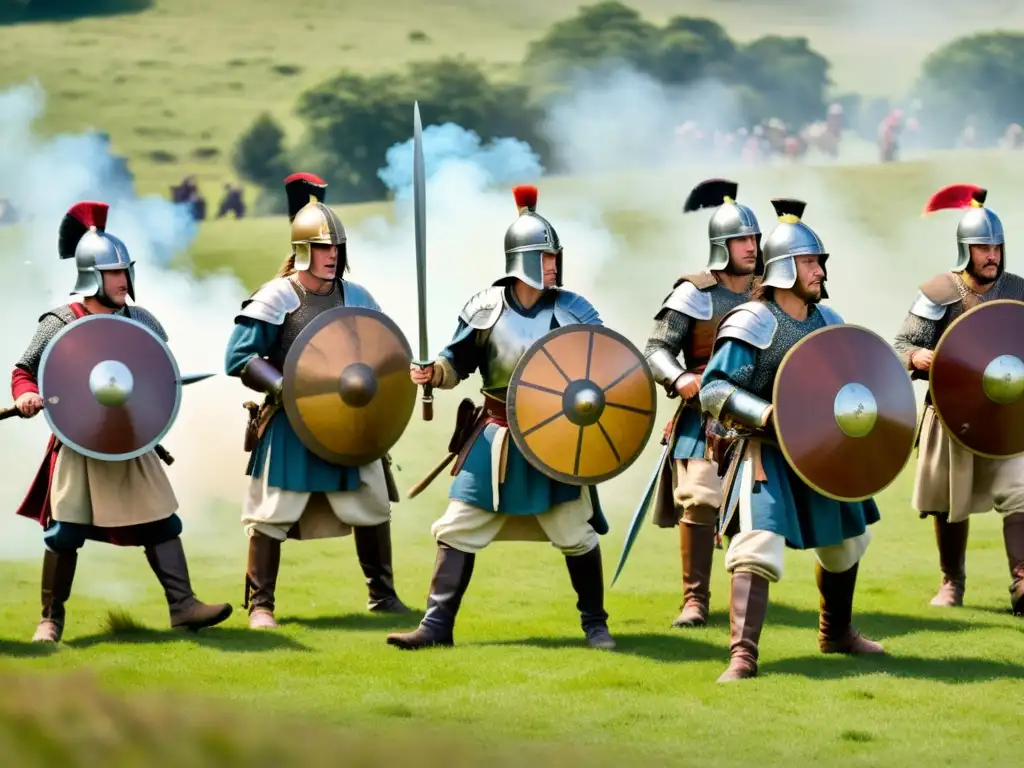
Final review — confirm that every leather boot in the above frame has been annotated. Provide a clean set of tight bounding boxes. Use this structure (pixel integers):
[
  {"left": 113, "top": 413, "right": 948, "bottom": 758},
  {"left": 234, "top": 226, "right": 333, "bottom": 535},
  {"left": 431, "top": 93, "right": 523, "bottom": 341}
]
[
  {"left": 565, "top": 545, "right": 616, "bottom": 650},
  {"left": 386, "top": 543, "right": 474, "bottom": 650},
  {"left": 717, "top": 571, "right": 769, "bottom": 682},
  {"left": 816, "top": 562, "right": 885, "bottom": 654},
  {"left": 1002, "top": 513, "right": 1024, "bottom": 616},
  {"left": 672, "top": 521, "right": 715, "bottom": 628},
  {"left": 32, "top": 549, "right": 77, "bottom": 643},
  {"left": 245, "top": 533, "right": 281, "bottom": 629},
  {"left": 929, "top": 513, "right": 968, "bottom": 607},
  {"left": 353, "top": 522, "right": 411, "bottom": 614},
  {"left": 145, "top": 538, "right": 233, "bottom": 632}
]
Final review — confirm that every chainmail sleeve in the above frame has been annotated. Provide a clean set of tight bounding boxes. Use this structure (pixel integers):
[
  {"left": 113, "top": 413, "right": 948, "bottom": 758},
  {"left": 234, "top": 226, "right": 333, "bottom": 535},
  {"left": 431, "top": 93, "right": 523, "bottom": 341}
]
[
  {"left": 643, "top": 309, "right": 690, "bottom": 361},
  {"left": 15, "top": 315, "right": 67, "bottom": 380},
  {"left": 893, "top": 312, "right": 941, "bottom": 369}
]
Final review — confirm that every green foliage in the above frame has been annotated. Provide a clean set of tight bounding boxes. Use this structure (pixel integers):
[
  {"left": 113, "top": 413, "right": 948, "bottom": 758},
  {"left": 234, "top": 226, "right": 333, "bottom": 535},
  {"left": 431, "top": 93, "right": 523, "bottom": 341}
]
[
  {"left": 0, "top": 0, "right": 151, "bottom": 24},
  {"left": 231, "top": 112, "right": 290, "bottom": 191},
  {"left": 737, "top": 36, "right": 831, "bottom": 126},
  {"left": 916, "top": 32, "right": 1024, "bottom": 144}
]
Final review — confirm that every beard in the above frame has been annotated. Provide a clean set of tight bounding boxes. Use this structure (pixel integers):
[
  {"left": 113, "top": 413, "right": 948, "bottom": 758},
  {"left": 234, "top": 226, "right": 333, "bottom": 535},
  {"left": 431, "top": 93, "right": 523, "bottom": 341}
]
[
  {"left": 792, "top": 280, "right": 823, "bottom": 304},
  {"left": 724, "top": 258, "right": 757, "bottom": 276},
  {"left": 967, "top": 262, "right": 1000, "bottom": 285}
]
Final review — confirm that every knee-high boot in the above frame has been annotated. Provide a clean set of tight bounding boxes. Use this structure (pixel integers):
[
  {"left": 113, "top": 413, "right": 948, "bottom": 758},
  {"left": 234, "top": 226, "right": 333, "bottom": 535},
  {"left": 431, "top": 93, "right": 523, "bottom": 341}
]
[
  {"left": 672, "top": 519, "right": 716, "bottom": 628},
  {"left": 353, "top": 521, "right": 410, "bottom": 614},
  {"left": 565, "top": 545, "right": 615, "bottom": 649},
  {"left": 1002, "top": 513, "right": 1024, "bottom": 616},
  {"left": 816, "top": 562, "right": 885, "bottom": 654},
  {"left": 32, "top": 549, "right": 78, "bottom": 643},
  {"left": 929, "top": 513, "right": 968, "bottom": 607},
  {"left": 144, "top": 538, "right": 233, "bottom": 631},
  {"left": 386, "top": 543, "right": 474, "bottom": 650},
  {"left": 717, "top": 571, "right": 769, "bottom": 682},
  {"left": 244, "top": 533, "right": 282, "bottom": 629}
]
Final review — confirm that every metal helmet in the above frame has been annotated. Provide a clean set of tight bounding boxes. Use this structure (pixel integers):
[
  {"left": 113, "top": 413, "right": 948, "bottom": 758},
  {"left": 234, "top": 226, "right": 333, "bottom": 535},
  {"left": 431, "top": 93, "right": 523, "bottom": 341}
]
[
  {"left": 761, "top": 198, "right": 830, "bottom": 298},
  {"left": 923, "top": 184, "right": 1005, "bottom": 274},
  {"left": 498, "top": 185, "right": 562, "bottom": 291},
  {"left": 58, "top": 201, "right": 135, "bottom": 303},
  {"left": 682, "top": 178, "right": 762, "bottom": 272},
  {"left": 284, "top": 172, "right": 347, "bottom": 273}
]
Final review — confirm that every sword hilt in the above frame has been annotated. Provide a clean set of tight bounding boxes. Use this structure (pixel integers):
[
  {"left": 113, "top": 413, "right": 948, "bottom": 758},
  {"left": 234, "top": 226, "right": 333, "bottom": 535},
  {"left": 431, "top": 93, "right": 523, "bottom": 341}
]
[
  {"left": 421, "top": 384, "right": 433, "bottom": 421},
  {"left": 0, "top": 405, "right": 24, "bottom": 421}
]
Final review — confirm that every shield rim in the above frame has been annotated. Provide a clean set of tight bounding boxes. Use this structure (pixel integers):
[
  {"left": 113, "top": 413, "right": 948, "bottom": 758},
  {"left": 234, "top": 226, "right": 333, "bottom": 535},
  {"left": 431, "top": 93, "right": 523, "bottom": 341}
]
[
  {"left": 772, "top": 323, "right": 917, "bottom": 502},
  {"left": 38, "top": 313, "right": 182, "bottom": 461},
  {"left": 281, "top": 305, "right": 416, "bottom": 466},
  {"left": 507, "top": 324, "right": 657, "bottom": 486},
  {"left": 929, "top": 298, "right": 1024, "bottom": 459}
]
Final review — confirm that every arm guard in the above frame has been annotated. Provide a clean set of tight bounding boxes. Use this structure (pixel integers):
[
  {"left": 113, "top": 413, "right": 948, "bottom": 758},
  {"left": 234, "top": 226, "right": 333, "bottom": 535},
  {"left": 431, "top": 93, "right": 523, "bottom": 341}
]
[
  {"left": 241, "top": 357, "right": 283, "bottom": 398},
  {"left": 701, "top": 380, "right": 772, "bottom": 430},
  {"left": 643, "top": 307, "right": 691, "bottom": 394}
]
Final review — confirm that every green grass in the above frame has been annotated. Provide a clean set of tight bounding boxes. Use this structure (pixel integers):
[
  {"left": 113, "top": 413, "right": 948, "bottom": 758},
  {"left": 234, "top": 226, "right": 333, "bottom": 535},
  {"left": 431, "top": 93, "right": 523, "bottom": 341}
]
[
  {"left": 3, "top": 0, "right": 1024, "bottom": 195},
  {"left": 2, "top": 150, "right": 1024, "bottom": 764}
]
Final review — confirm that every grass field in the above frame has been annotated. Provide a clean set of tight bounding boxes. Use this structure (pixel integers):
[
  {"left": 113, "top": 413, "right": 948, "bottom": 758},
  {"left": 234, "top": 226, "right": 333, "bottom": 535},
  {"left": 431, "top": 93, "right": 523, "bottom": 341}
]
[
  {"left": 3, "top": 0, "right": 1024, "bottom": 196},
  {"left": 2, "top": 148, "right": 1024, "bottom": 765}
]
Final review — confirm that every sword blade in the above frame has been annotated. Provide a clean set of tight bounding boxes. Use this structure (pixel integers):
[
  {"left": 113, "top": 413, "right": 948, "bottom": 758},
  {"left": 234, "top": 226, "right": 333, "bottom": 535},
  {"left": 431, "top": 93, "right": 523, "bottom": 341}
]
[
  {"left": 413, "top": 101, "right": 433, "bottom": 420},
  {"left": 610, "top": 440, "right": 671, "bottom": 587}
]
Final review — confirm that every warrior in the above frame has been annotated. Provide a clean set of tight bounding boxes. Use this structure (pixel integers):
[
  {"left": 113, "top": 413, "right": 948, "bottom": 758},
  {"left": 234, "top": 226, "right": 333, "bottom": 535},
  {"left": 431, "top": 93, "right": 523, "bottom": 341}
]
[
  {"left": 893, "top": 184, "right": 1024, "bottom": 616},
  {"left": 224, "top": 173, "right": 409, "bottom": 629},
  {"left": 699, "top": 199, "right": 885, "bottom": 682},
  {"left": 11, "top": 201, "right": 232, "bottom": 642},
  {"left": 386, "top": 185, "right": 615, "bottom": 651},
  {"left": 642, "top": 179, "right": 761, "bottom": 628}
]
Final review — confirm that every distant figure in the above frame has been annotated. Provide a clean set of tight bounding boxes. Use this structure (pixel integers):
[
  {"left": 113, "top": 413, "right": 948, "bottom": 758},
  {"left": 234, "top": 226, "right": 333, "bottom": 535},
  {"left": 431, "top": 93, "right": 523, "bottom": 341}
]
[
  {"left": 878, "top": 110, "right": 903, "bottom": 162},
  {"left": 1001, "top": 123, "right": 1024, "bottom": 150},
  {"left": 217, "top": 184, "right": 246, "bottom": 219},
  {"left": 169, "top": 175, "right": 207, "bottom": 222}
]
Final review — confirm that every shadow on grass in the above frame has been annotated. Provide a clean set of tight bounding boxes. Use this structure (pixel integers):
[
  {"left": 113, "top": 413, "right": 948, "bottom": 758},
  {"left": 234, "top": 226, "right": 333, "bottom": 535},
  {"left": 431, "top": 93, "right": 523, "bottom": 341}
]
[
  {"left": 762, "top": 602, "right": 1004, "bottom": 638},
  {"left": 761, "top": 652, "right": 1024, "bottom": 682},
  {"left": 478, "top": 632, "right": 723, "bottom": 662},
  {"left": 66, "top": 626, "right": 309, "bottom": 652},
  {"left": 0, "top": 639, "right": 60, "bottom": 659},
  {"left": 279, "top": 611, "right": 426, "bottom": 632}
]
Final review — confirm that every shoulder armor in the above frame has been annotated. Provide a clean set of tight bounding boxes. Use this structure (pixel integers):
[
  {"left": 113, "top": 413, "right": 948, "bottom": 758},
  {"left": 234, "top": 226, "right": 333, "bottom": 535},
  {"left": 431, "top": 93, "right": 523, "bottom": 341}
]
[
  {"left": 816, "top": 304, "right": 844, "bottom": 326},
  {"left": 38, "top": 304, "right": 77, "bottom": 325},
  {"left": 908, "top": 291, "right": 950, "bottom": 321},
  {"left": 126, "top": 305, "right": 169, "bottom": 342},
  {"left": 673, "top": 271, "right": 718, "bottom": 290},
  {"left": 918, "top": 272, "right": 961, "bottom": 307},
  {"left": 237, "top": 277, "right": 300, "bottom": 325},
  {"left": 715, "top": 302, "right": 777, "bottom": 350},
  {"left": 553, "top": 289, "right": 601, "bottom": 326},
  {"left": 459, "top": 286, "right": 505, "bottom": 330},
  {"left": 342, "top": 279, "right": 380, "bottom": 311},
  {"left": 661, "top": 280, "right": 713, "bottom": 321}
]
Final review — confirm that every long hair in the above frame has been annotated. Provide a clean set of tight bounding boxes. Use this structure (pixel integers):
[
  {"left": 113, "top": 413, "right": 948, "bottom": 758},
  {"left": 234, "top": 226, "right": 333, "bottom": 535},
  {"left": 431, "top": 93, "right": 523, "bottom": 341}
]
[
  {"left": 275, "top": 247, "right": 350, "bottom": 279},
  {"left": 750, "top": 278, "right": 774, "bottom": 303}
]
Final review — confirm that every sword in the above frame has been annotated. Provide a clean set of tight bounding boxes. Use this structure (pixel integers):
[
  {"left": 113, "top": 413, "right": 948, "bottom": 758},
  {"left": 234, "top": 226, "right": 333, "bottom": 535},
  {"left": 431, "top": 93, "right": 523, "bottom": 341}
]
[
  {"left": 412, "top": 101, "right": 432, "bottom": 421},
  {"left": 610, "top": 440, "right": 671, "bottom": 587}
]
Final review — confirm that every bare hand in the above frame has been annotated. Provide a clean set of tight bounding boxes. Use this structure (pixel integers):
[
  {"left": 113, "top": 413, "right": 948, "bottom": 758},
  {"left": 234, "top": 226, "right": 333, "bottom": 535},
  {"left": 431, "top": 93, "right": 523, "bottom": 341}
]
[
  {"left": 15, "top": 392, "right": 43, "bottom": 417},
  {"left": 911, "top": 349, "right": 934, "bottom": 371},
  {"left": 674, "top": 372, "right": 701, "bottom": 400},
  {"left": 410, "top": 363, "right": 435, "bottom": 386}
]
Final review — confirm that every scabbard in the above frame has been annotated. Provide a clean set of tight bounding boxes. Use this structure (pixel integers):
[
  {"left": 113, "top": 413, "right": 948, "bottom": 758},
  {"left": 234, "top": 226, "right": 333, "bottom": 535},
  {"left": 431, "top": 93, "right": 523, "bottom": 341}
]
[{"left": 407, "top": 453, "right": 457, "bottom": 499}]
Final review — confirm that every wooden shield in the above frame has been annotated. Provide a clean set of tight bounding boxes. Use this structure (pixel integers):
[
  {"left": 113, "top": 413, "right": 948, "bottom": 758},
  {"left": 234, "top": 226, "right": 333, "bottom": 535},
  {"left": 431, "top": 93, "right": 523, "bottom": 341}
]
[
  {"left": 772, "top": 324, "right": 917, "bottom": 501},
  {"left": 282, "top": 306, "right": 416, "bottom": 466},
  {"left": 39, "top": 314, "right": 181, "bottom": 461},
  {"left": 507, "top": 325, "right": 657, "bottom": 486},
  {"left": 930, "top": 299, "right": 1024, "bottom": 458}
]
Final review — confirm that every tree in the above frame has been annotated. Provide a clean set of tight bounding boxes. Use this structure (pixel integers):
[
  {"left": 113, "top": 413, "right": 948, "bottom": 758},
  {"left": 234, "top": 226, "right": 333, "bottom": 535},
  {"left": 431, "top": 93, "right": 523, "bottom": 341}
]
[
  {"left": 231, "top": 112, "right": 289, "bottom": 189},
  {"left": 655, "top": 16, "right": 736, "bottom": 84},
  {"left": 915, "top": 32, "right": 1024, "bottom": 145},
  {"left": 736, "top": 36, "right": 830, "bottom": 126},
  {"left": 0, "top": 0, "right": 151, "bottom": 24}
]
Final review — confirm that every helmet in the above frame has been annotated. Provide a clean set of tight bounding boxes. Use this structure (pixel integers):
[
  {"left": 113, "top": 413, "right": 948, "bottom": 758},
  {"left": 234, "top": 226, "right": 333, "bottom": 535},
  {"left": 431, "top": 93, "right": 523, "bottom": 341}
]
[
  {"left": 682, "top": 178, "right": 762, "bottom": 272},
  {"left": 923, "top": 184, "right": 1004, "bottom": 274},
  {"left": 498, "top": 185, "right": 562, "bottom": 291},
  {"left": 760, "top": 198, "right": 830, "bottom": 298},
  {"left": 58, "top": 201, "right": 135, "bottom": 303},
  {"left": 284, "top": 172, "right": 347, "bottom": 273}
]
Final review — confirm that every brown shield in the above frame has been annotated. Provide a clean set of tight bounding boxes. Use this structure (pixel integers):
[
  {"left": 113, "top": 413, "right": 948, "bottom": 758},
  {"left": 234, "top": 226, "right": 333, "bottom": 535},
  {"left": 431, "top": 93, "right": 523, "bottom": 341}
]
[
  {"left": 507, "top": 325, "right": 657, "bottom": 486},
  {"left": 930, "top": 299, "right": 1024, "bottom": 458},
  {"left": 772, "top": 324, "right": 917, "bottom": 501},
  {"left": 282, "top": 306, "right": 416, "bottom": 466},
  {"left": 39, "top": 314, "right": 181, "bottom": 460}
]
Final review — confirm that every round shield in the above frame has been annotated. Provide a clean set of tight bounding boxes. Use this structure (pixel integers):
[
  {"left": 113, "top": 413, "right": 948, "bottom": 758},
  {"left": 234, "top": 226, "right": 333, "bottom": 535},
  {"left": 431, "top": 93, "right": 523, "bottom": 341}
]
[
  {"left": 507, "top": 325, "right": 657, "bottom": 486},
  {"left": 39, "top": 314, "right": 182, "bottom": 461},
  {"left": 930, "top": 299, "right": 1024, "bottom": 458},
  {"left": 281, "top": 306, "right": 416, "bottom": 466},
  {"left": 772, "top": 324, "right": 917, "bottom": 501}
]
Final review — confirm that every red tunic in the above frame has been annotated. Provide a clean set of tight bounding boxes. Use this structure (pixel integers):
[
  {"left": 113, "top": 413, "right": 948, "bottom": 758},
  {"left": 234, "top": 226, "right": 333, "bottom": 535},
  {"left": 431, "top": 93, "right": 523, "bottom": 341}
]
[{"left": 13, "top": 302, "right": 88, "bottom": 527}]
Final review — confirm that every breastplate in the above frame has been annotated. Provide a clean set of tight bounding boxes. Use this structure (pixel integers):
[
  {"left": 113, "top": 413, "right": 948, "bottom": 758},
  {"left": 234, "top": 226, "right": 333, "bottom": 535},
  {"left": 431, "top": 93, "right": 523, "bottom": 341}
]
[
  {"left": 684, "top": 283, "right": 750, "bottom": 370},
  {"left": 478, "top": 301, "right": 556, "bottom": 396},
  {"left": 749, "top": 303, "right": 826, "bottom": 400},
  {"left": 269, "top": 280, "right": 345, "bottom": 368}
]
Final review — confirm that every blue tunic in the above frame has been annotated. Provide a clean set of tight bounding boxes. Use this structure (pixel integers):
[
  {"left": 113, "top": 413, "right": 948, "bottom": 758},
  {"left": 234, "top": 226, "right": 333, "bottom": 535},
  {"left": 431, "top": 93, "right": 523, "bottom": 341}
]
[
  {"left": 671, "top": 405, "right": 707, "bottom": 461},
  {"left": 224, "top": 279, "right": 380, "bottom": 493},
  {"left": 702, "top": 308, "right": 880, "bottom": 550},
  {"left": 439, "top": 288, "right": 608, "bottom": 534}
]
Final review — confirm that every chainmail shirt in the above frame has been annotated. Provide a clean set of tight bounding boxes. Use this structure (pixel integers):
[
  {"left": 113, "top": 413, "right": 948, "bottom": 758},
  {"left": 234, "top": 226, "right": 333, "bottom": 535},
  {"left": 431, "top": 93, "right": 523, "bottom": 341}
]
[
  {"left": 643, "top": 282, "right": 751, "bottom": 366},
  {"left": 746, "top": 302, "right": 828, "bottom": 400}
]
